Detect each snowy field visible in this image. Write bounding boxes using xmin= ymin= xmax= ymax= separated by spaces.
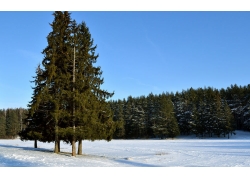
xmin=0 ymin=130 xmax=250 ymax=168
xmin=1 ymin=131 xmax=250 ymax=180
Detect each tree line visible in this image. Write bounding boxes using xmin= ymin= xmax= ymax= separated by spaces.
xmin=110 ymin=84 xmax=250 ymax=139
xmin=2 ymin=83 xmax=249 ymax=141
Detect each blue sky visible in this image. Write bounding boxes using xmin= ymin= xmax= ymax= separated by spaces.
xmin=1 ymin=11 xmax=250 ymax=109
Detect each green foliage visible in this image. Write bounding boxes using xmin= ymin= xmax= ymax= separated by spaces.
xmin=110 ymin=84 xmax=250 ymax=139
xmin=4 ymin=83 xmax=250 ymax=140
xmin=110 ymin=100 xmax=125 ymax=138
xmin=6 ymin=109 xmax=19 ymax=139
xmin=0 ymin=110 xmax=6 ymax=138
xmin=19 ymin=11 xmax=117 ymax=153
xmin=0 ymin=108 xmax=26 ymax=139
xmin=152 ymin=94 xmax=179 ymax=138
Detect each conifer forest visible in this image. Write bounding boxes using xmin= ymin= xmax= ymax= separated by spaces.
xmin=1 ymin=11 xmax=250 ymax=157
xmin=109 ymin=84 xmax=250 ymax=139
xmin=1 ymin=84 xmax=250 ymax=141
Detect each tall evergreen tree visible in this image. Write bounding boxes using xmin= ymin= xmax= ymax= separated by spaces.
xmin=123 ymin=96 xmax=134 ymax=138
xmin=6 ymin=109 xmax=19 ymax=139
xmin=64 ymin=20 xmax=116 ymax=155
xmin=131 ymin=100 xmax=146 ymax=138
xmin=19 ymin=65 xmax=53 ymax=148
xmin=146 ymin=93 xmax=157 ymax=138
xmin=20 ymin=11 xmax=117 ymax=156
xmin=152 ymin=94 xmax=180 ymax=139
xmin=221 ymin=99 xmax=235 ymax=138
xmin=111 ymin=100 xmax=125 ymax=138
xmin=0 ymin=109 xmax=6 ymax=138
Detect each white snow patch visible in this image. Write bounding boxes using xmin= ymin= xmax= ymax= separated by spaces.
xmin=0 ymin=130 xmax=250 ymax=167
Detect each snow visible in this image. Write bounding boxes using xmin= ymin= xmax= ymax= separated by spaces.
xmin=0 ymin=131 xmax=250 ymax=180
xmin=0 ymin=130 xmax=250 ymax=167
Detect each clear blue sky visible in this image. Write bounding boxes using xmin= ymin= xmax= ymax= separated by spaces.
xmin=1 ymin=11 xmax=250 ymax=109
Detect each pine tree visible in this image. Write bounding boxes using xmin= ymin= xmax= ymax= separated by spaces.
xmin=6 ymin=109 xmax=19 ymax=139
xmin=222 ymin=99 xmax=235 ymax=138
xmin=131 ymin=100 xmax=146 ymax=138
xmin=67 ymin=20 xmax=116 ymax=155
xmin=20 ymin=11 xmax=117 ymax=156
xmin=124 ymin=96 xmax=134 ymax=138
xmin=146 ymin=93 xmax=157 ymax=138
xmin=0 ymin=109 xmax=6 ymax=138
xmin=45 ymin=11 xmax=72 ymax=153
xmin=111 ymin=100 xmax=125 ymax=138
xmin=242 ymin=100 xmax=250 ymax=131
xmin=152 ymin=94 xmax=180 ymax=139
xmin=173 ymin=92 xmax=193 ymax=135
xmin=136 ymin=97 xmax=148 ymax=138
xmin=139 ymin=96 xmax=150 ymax=138
xmin=19 ymin=65 xmax=53 ymax=148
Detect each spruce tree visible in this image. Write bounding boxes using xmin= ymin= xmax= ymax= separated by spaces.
xmin=19 ymin=65 xmax=53 ymax=148
xmin=0 ymin=110 xmax=6 ymax=138
xmin=121 ymin=98 xmax=130 ymax=138
xmin=131 ymin=101 xmax=146 ymax=138
xmin=173 ymin=93 xmax=193 ymax=135
xmin=66 ymin=20 xmax=116 ymax=155
xmin=20 ymin=11 xmax=117 ymax=156
xmin=44 ymin=11 xmax=72 ymax=153
xmin=242 ymin=100 xmax=250 ymax=131
xmin=146 ymin=93 xmax=157 ymax=137
xmin=152 ymin=94 xmax=180 ymax=139
xmin=111 ymin=100 xmax=125 ymax=138
xmin=6 ymin=109 xmax=19 ymax=139
xmin=222 ymin=99 xmax=235 ymax=138
xmin=136 ymin=97 xmax=147 ymax=138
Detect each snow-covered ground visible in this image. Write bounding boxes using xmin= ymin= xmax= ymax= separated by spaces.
xmin=0 ymin=130 xmax=250 ymax=167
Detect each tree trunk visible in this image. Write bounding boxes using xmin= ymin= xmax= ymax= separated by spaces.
xmin=54 ymin=140 xmax=60 ymax=153
xmin=58 ymin=140 xmax=60 ymax=152
xmin=54 ymin=120 xmax=59 ymax=154
xmin=34 ymin=139 xmax=37 ymax=148
xmin=72 ymin=139 xmax=76 ymax=156
xmin=78 ymin=140 xmax=82 ymax=155
xmin=71 ymin=45 xmax=76 ymax=157
xmin=54 ymin=141 xmax=59 ymax=153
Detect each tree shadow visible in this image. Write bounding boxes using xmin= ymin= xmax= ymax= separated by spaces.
xmin=0 ymin=144 xmax=53 ymax=153
xmin=113 ymin=158 xmax=161 ymax=167
xmin=0 ymin=155 xmax=42 ymax=167
xmin=0 ymin=144 xmax=162 ymax=167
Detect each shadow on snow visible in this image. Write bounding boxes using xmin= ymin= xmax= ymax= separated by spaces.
xmin=0 ymin=144 xmax=53 ymax=153
xmin=112 ymin=158 xmax=161 ymax=167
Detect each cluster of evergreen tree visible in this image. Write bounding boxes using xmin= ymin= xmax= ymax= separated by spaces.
xmin=0 ymin=108 xmax=27 ymax=139
xmin=220 ymin=84 xmax=250 ymax=131
xmin=173 ymin=87 xmax=235 ymax=138
xmin=110 ymin=93 xmax=180 ymax=139
xmin=18 ymin=11 xmax=117 ymax=156
xmin=3 ymin=84 xmax=249 ymax=141
xmin=110 ymin=84 xmax=250 ymax=139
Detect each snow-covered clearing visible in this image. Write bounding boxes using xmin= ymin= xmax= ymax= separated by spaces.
xmin=0 ymin=130 xmax=250 ymax=167
xmin=1 ymin=131 xmax=250 ymax=179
